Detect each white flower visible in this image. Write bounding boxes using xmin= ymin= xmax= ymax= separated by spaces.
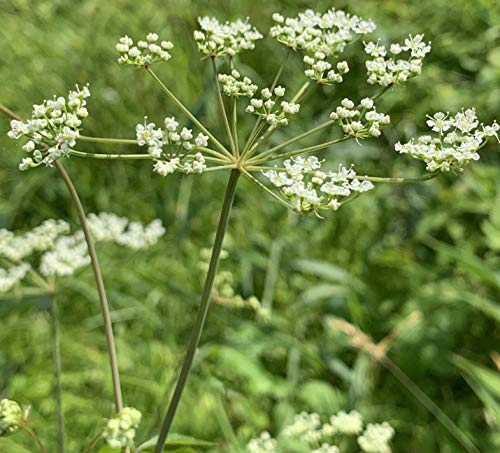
xmin=0 ymin=399 xmax=24 ymax=436
xmin=195 ymin=16 xmax=262 ymax=57
xmin=396 ymin=108 xmax=496 ymax=172
xmin=330 ymin=410 xmax=363 ymax=435
xmin=103 ymin=407 xmax=142 ymax=450
xmin=195 ymin=133 xmax=209 ymax=147
xmin=8 ymin=84 xmax=91 ymax=169
xmin=358 ymin=422 xmax=395 ymax=453
xmin=116 ymin=33 xmax=173 ymax=66
xmin=246 ymin=431 xmax=277 ymax=453
xmin=274 ymin=86 xmax=285 ymax=97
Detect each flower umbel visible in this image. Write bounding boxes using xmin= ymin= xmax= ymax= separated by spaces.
xmin=263 ymin=158 xmax=374 ymax=214
xmin=102 ymin=407 xmax=142 ymax=449
xmin=116 ymin=33 xmax=173 ymax=67
xmin=195 ymin=17 xmax=263 ymax=57
xmin=8 ymin=85 xmax=90 ymax=170
xmin=396 ymin=108 xmax=499 ymax=172
xmin=0 ymin=399 xmax=23 ymax=437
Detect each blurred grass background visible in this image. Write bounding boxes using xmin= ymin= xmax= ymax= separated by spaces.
xmin=0 ymin=0 xmax=499 ymax=451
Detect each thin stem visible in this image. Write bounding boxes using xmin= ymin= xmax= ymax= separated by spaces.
xmin=22 ymin=423 xmax=47 ymax=453
xmin=254 ymin=120 xmax=335 ymax=162
xmin=240 ymin=49 xmax=291 ymax=158
xmin=154 ymin=169 xmax=241 ymax=453
xmin=249 ymin=137 xmax=348 ymax=165
xmin=291 ymin=81 xmax=312 ymax=103
xmin=146 ymin=67 xmax=233 ymax=159
xmin=54 ymin=161 xmax=123 ymax=411
xmin=211 ymin=58 xmax=237 ymax=156
xmin=50 ymin=292 xmax=65 ymax=453
xmin=382 ymin=357 xmax=479 ymax=453
xmin=0 ymin=104 xmax=124 ymax=410
xmin=241 ymin=168 xmax=295 ymax=210
xmin=78 ymin=135 xmax=138 ymax=145
xmin=70 ymin=150 xmax=152 ymax=160
xmin=229 ymin=58 xmax=239 ymax=156
xmin=81 ymin=432 xmax=102 ymax=453
xmin=357 ymin=172 xmax=440 ymax=183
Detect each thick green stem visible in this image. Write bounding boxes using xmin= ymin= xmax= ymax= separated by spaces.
xmin=54 ymin=162 xmax=124 ymax=412
xmin=146 ymin=68 xmax=232 ymax=159
xmin=50 ymin=292 xmax=65 ymax=453
xmin=154 ymin=169 xmax=240 ymax=453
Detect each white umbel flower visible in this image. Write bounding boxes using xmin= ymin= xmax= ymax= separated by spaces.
xmin=0 ymin=399 xmax=23 ymax=436
xmin=357 ymin=422 xmax=395 ymax=453
xmin=102 ymin=407 xmax=142 ymax=450
xmin=116 ymin=33 xmax=173 ymax=67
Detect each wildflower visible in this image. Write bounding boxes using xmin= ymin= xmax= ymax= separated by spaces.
xmin=102 ymin=407 xmax=142 ymax=450
xmin=135 ymin=116 xmax=211 ymax=176
xmin=329 ymin=410 xmax=363 ymax=435
xmin=0 ymin=399 xmax=23 ymax=436
xmin=218 ymin=72 xmax=258 ymax=98
xmin=282 ymin=412 xmax=322 ymax=445
xmin=358 ymin=422 xmax=395 ymax=453
xmin=271 ymin=8 xmax=375 ymax=82
xmin=364 ymin=34 xmax=431 ymax=86
xmin=195 ymin=17 xmax=262 ymax=57
xmin=329 ymin=97 xmax=390 ymax=138
xmin=246 ymin=86 xmax=300 ymax=127
xmin=246 ymin=431 xmax=277 ymax=453
xmin=311 ymin=444 xmax=340 ymax=453
xmin=0 ymin=264 xmax=30 ymax=293
xmin=116 ymin=33 xmax=173 ymax=67
xmin=395 ymin=109 xmax=498 ymax=172
xmin=7 ymin=85 xmax=90 ymax=170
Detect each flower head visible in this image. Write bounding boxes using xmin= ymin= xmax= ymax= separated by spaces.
xmin=357 ymin=422 xmax=395 ymax=453
xmin=102 ymin=407 xmax=142 ymax=449
xmin=7 ymin=85 xmax=90 ymax=170
xmin=0 ymin=399 xmax=23 ymax=436
xmin=195 ymin=17 xmax=262 ymax=57
xmin=396 ymin=108 xmax=498 ymax=172
xmin=116 ymin=33 xmax=173 ymax=67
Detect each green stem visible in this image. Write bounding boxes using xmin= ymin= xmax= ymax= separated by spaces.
xmin=78 ymin=135 xmax=138 ymax=145
xmin=54 ymin=162 xmax=124 ymax=412
xmin=249 ymin=136 xmax=348 ymax=165
xmin=357 ymin=172 xmax=440 ymax=183
xmin=253 ymin=120 xmax=335 ymax=162
xmin=154 ymin=169 xmax=241 ymax=453
xmin=71 ymin=150 xmax=151 ymax=160
xmin=22 ymin=423 xmax=47 ymax=453
xmin=291 ymin=81 xmax=311 ymax=103
xmin=229 ymin=57 xmax=239 ymax=156
xmin=211 ymin=58 xmax=237 ymax=156
xmin=241 ymin=169 xmax=295 ymax=210
xmin=50 ymin=292 xmax=65 ymax=453
xmin=146 ymin=67 xmax=233 ymax=159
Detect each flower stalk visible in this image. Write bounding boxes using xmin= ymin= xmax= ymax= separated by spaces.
xmin=154 ymin=169 xmax=240 ymax=452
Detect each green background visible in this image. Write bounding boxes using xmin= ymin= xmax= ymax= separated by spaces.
xmin=0 ymin=0 xmax=499 ymax=451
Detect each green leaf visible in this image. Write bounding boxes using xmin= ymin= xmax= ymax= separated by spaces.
xmin=0 ymin=438 xmax=31 ymax=453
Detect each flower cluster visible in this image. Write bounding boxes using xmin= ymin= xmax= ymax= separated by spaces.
xmin=263 ymin=158 xmax=374 ymax=213
xmin=0 ymin=399 xmax=23 ymax=437
xmin=8 ymin=85 xmax=90 ymax=170
xmin=364 ymin=34 xmax=431 ymax=86
xmin=396 ymin=109 xmax=499 ymax=172
xmin=246 ymin=410 xmax=394 ymax=453
xmin=102 ymin=407 xmax=142 ymax=450
xmin=330 ymin=98 xmax=390 ymax=138
xmin=282 ymin=412 xmax=322 ymax=444
xmin=0 ymin=264 xmax=30 ymax=293
xmin=246 ymin=431 xmax=277 ymax=453
xmin=0 ymin=213 xmax=165 ymax=288
xmin=136 ymin=116 xmax=209 ymax=176
xmin=303 ymin=55 xmax=349 ymax=84
xmin=116 ymin=33 xmax=173 ymax=67
xmin=270 ymin=9 xmax=375 ymax=81
xmin=194 ymin=17 xmax=263 ymax=57
xmin=357 ymin=422 xmax=395 ymax=453
xmin=329 ymin=410 xmax=363 ymax=435
xmin=218 ymin=70 xmax=258 ymax=98
xmin=0 ymin=219 xmax=70 ymax=262
xmin=245 ymin=87 xmax=300 ymax=127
